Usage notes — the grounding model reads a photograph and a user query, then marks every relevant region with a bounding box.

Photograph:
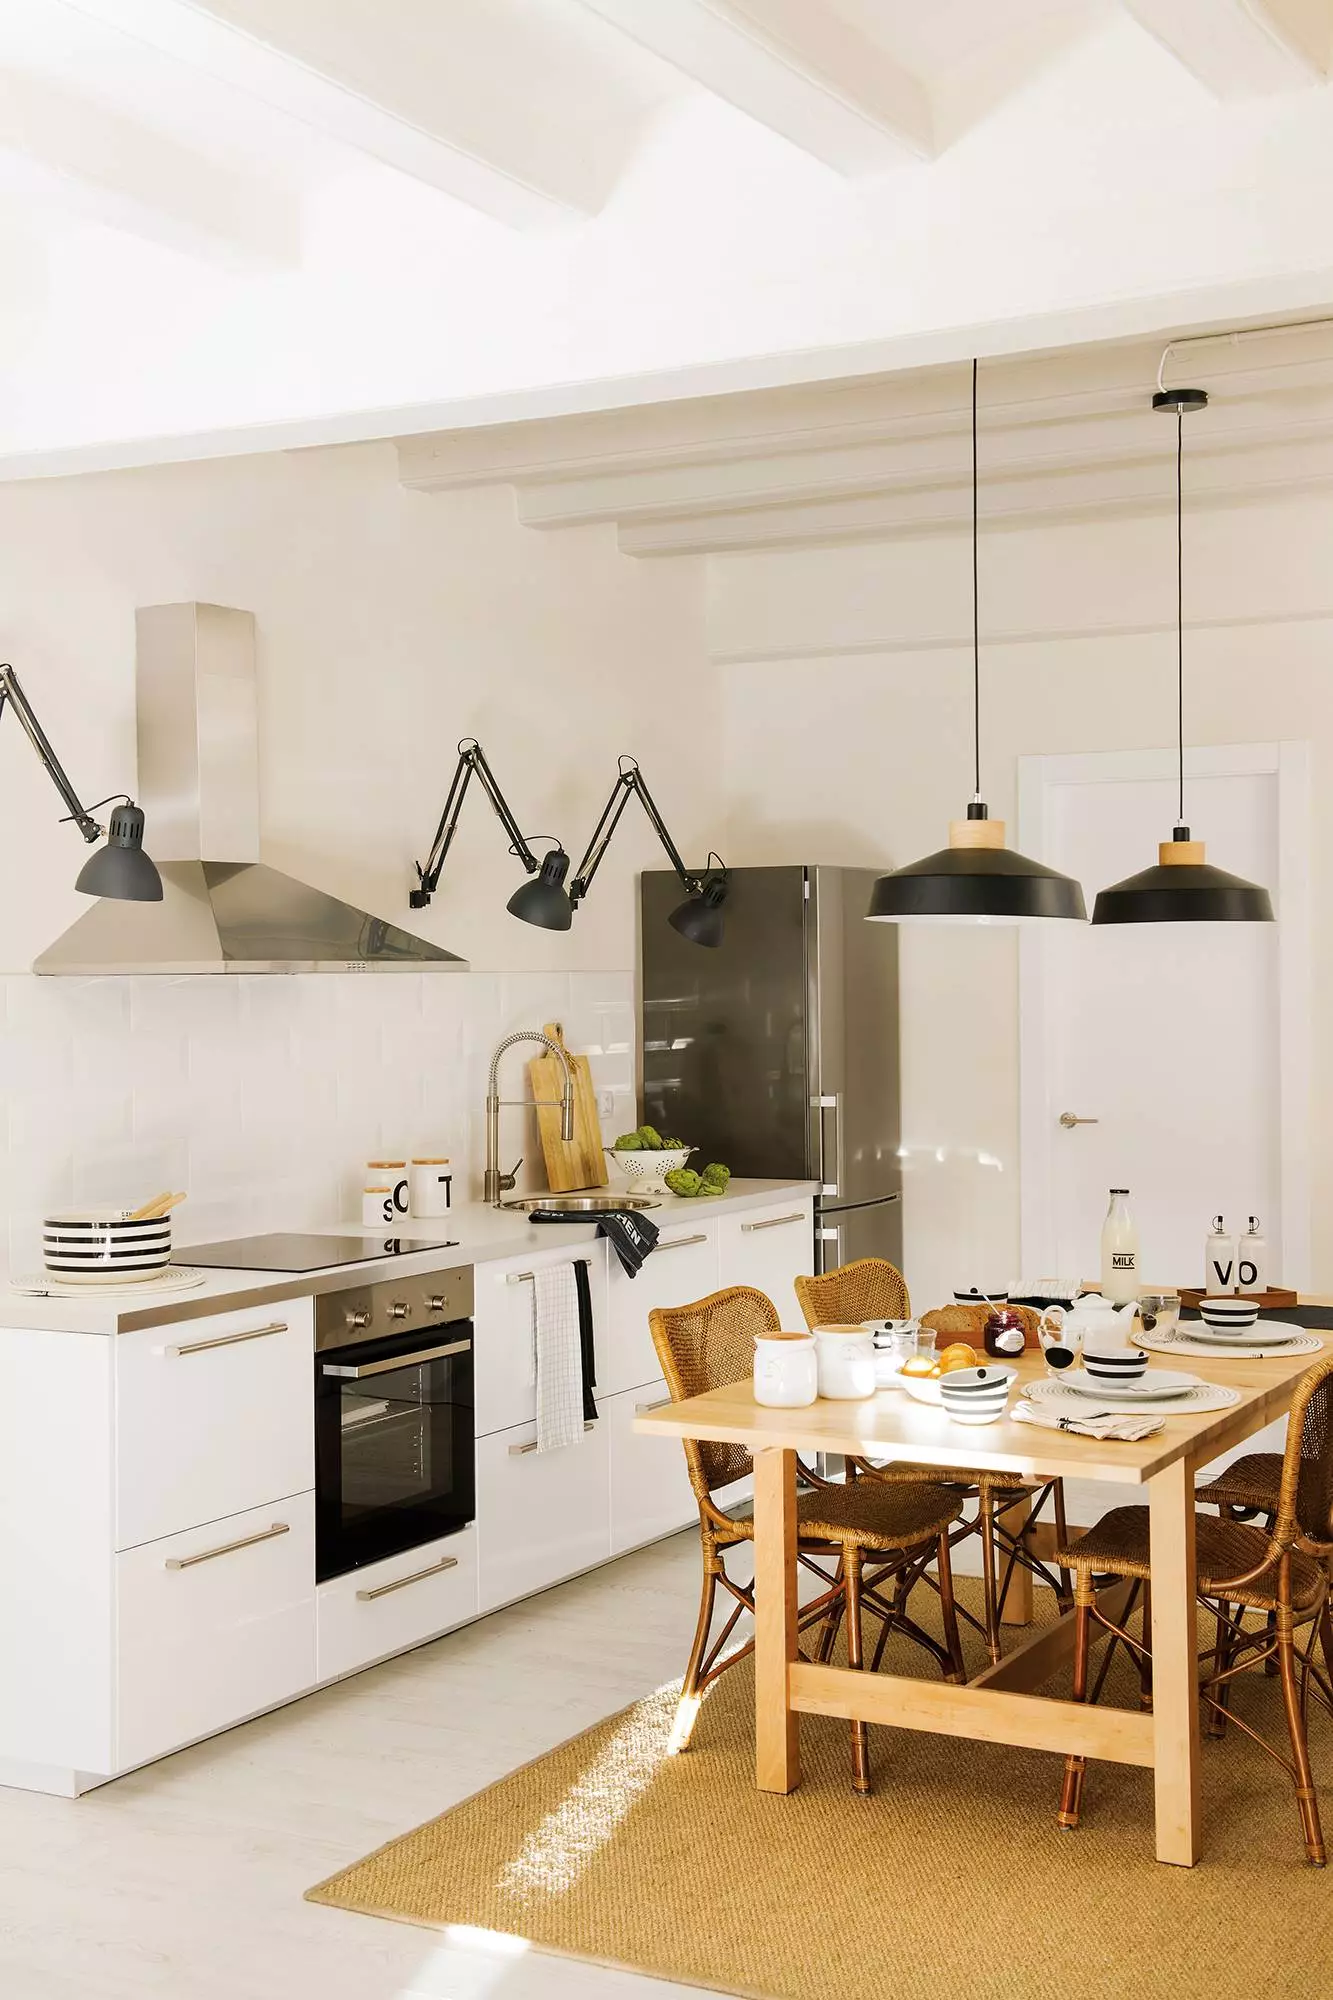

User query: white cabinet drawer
[473,1246,606,1438]
[115,1492,315,1772]
[317,1528,478,1684]
[115,1298,313,1551]
[607,1381,697,1556]
[601,1222,719,1397]
[475,1418,610,1613]
[716,1200,813,1325]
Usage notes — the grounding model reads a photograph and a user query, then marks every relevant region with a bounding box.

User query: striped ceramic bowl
[43,1212,172,1283]
[938,1364,1015,1425]
[1083,1347,1150,1384]
[1199,1295,1260,1330]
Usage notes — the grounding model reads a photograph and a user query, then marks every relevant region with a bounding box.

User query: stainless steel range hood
[35,603,465,975]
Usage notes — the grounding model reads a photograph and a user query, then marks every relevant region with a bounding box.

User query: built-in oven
[314,1265,474,1584]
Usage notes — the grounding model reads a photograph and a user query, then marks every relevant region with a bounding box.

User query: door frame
[1017,741,1312,1289]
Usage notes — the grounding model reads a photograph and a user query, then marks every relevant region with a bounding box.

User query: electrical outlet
[598,1089,616,1119]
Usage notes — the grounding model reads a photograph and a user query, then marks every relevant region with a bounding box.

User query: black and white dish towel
[529,1206,660,1279]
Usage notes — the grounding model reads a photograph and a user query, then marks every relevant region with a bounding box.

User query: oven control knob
[346,1308,372,1330]
[427,1295,446,1313]
[390,1300,411,1320]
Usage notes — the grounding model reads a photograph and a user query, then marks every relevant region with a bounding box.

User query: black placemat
[1180,1304,1333,1330]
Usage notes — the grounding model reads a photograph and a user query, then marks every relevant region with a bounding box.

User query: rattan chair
[793,1275,1070,1666]
[794,1256,910,1329]
[1053,1357,1333,1863]
[649,1285,967,1794]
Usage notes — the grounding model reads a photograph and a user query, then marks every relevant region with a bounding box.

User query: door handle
[355,1555,459,1601]
[321,1337,471,1378]
[509,1421,595,1455]
[634,1395,672,1414]
[166,1320,288,1357]
[812,1092,840,1199]
[741,1212,806,1233]
[655,1233,709,1252]
[1058,1112,1100,1129]
[166,1522,289,1569]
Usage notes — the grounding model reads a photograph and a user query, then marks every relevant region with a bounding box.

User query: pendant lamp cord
[1176,409,1184,826]
[972,356,980,800]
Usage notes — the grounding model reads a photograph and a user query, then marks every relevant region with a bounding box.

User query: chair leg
[1138,1582,1153,1713]
[1208,1602,1232,1738]
[1058,1581,1094,1830]
[1052,1479,1073,1612]
[816,1553,846,1664]
[844,1545,871,1796]
[671,1561,720,1754]
[1275,1606,1326,1866]
[978,1489,1002,1667]
[936,1531,967,1684]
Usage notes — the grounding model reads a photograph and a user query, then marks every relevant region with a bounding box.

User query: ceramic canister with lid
[813,1325,877,1399]
[409,1158,453,1217]
[753,1331,819,1408]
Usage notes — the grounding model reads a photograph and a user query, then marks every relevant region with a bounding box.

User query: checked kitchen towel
[531,1263,586,1453]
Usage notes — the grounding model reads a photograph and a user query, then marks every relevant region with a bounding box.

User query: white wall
[0,442,711,1265]
[714,493,1333,1307]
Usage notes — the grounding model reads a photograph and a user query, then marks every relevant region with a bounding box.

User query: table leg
[1148,1457,1201,1865]
[997,1492,1034,1626]
[753,1445,800,1793]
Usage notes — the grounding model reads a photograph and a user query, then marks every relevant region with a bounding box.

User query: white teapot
[1060,1292,1139,1353]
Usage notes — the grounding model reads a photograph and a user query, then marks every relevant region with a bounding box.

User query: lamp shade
[74,802,162,902]
[867,814,1086,925]
[1092,835,1274,925]
[668,876,727,947]
[506,847,573,931]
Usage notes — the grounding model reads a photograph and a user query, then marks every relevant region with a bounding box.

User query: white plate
[1177,1318,1306,1347]
[1064,1367,1198,1401]
[1027,1378,1241,1416]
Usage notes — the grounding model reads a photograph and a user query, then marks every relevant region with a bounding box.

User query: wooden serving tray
[1179,1285,1297,1311]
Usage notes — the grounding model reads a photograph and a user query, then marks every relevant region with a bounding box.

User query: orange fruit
[938,1344,979,1374]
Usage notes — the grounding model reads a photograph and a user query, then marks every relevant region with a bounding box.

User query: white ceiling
[2,0,1333,473]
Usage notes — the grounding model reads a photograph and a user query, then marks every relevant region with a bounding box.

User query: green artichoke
[636,1123,664,1150]
[664,1167,702,1197]
[615,1132,643,1151]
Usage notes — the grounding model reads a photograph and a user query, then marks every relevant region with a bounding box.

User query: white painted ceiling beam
[1124,0,1332,95]
[0,66,293,266]
[580,0,934,170]
[61,0,625,227]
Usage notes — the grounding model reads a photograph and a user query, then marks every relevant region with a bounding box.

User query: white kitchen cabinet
[716,1197,814,1322]
[475,1418,610,1613]
[115,1298,314,1551]
[316,1527,478,1684]
[115,1492,316,1773]
[601,1220,719,1397]
[472,1244,608,1438]
[606,1379,697,1555]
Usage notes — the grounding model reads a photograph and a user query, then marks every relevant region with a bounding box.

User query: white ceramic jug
[1064,1292,1139,1354]
[753,1332,819,1408]
[813,1326,877,1400]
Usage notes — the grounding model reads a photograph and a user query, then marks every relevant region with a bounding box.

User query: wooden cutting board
[527,1022,608,1193]
[1179,1285,1297,1311]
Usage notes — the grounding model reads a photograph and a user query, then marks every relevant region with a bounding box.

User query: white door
[1019,745,1309,1291]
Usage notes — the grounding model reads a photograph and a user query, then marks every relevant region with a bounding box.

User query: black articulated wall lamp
[866,359,1086,926]
[0,664,162,901]
[570,756,728,947]
[411,738,572,931]
[1091,390,1273,926]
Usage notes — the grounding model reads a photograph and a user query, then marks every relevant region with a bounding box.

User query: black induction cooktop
[186,1232,457,1273]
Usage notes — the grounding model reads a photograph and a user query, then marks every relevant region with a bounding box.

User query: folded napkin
[1012,1400,1165,1442]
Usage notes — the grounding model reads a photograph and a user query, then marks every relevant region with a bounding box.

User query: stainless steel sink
[499,1192,660,1213]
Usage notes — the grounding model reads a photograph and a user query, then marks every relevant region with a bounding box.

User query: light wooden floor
[0,1532,714,2000]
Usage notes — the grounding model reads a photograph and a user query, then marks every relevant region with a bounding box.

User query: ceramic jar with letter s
[367,1160,409,1217]
[753,1331,818,1408]
[813,1325,877,1400]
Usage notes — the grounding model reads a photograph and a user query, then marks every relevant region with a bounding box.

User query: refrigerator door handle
[812,1091,840,1198]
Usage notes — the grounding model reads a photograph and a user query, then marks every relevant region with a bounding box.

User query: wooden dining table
[634,1336,1322,1866]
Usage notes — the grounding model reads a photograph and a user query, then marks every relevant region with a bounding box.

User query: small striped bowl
[1084,1347,1150,1384]
[939,1364,1015,1425]
[43,1212,172,1284]
[1200,1295,1260,1330]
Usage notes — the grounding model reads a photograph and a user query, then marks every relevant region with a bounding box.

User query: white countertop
[0,1180,818,1335]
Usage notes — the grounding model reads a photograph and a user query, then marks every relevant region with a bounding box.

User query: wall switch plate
[598,1089,616,1118]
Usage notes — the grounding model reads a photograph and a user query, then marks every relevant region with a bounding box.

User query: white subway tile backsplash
[0,969,633,1271]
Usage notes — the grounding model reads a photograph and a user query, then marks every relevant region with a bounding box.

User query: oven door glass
[316,1320,475,1581]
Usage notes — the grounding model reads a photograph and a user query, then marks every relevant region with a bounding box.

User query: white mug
[813,1326,877,1400]
[753,1333,818,1408]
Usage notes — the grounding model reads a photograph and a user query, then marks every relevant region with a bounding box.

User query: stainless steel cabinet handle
[506,1257,595,1285]
[322,1337,470,1379]
[813,1092,841,1200]
[655,1233,708,1252]
[1058,1112,1100,1129]
[166,1522,289,1569]
[634,1395,672,1414]
[741,1212,806,1233]
[166,1320,288,1357]
[355,1555,459,1601]
[509,1421,595,1455]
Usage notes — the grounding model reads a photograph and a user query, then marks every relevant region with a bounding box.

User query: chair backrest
[794,1257,909,1331]
[649,1285,780,1502]
[920,1302,1040,1348]
[1274,1357,1333,1551]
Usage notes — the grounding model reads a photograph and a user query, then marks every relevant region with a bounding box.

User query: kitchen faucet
[485,1030,576,1206]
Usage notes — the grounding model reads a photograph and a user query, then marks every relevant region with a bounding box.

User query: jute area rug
[308,1587,1332,2000]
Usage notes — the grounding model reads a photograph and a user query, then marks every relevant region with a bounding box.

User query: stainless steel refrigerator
[639,866,901,1274]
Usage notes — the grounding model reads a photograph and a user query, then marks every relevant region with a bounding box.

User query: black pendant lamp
[1091,390,1273,926]
[867,361,1086,926]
